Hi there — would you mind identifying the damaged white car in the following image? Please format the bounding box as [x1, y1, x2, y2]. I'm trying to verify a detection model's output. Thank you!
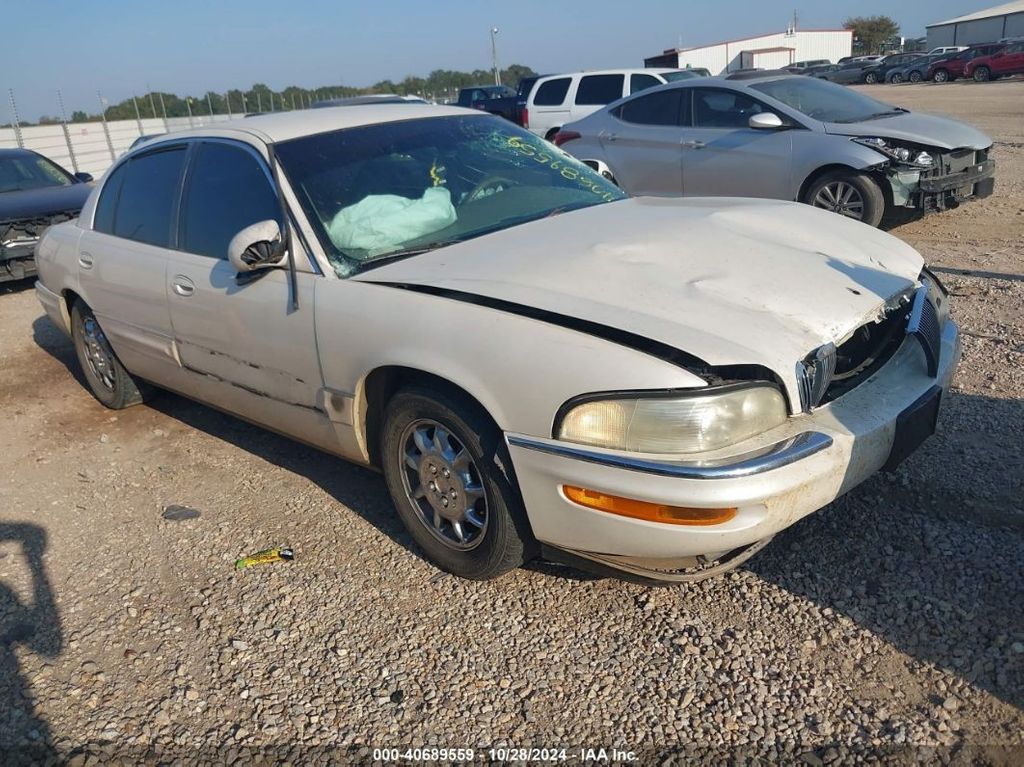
[34, 106, 960, 582]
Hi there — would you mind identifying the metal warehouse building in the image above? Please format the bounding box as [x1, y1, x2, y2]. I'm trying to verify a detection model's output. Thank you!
[926, 1, 1024, 48]
[644, 28, 852, 75]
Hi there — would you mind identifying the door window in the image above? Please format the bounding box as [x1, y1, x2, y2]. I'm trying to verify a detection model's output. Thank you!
[692, 89, 768, 129]
[574, 74, 625, 105]
[533, 78, 571, 106]
[616, 89, 686, 126]
[93, 162, 128, 234]
[111, 146, 187, 247]
[180, 142, 281, 259]
[629, 73, 663, 94]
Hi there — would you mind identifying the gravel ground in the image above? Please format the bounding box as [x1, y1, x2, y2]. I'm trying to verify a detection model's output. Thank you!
[1, 81, 1022, 763]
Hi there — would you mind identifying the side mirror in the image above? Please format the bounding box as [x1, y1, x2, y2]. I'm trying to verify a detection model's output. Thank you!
[227, 220, 287, 274]
[74, 172, 93, 183]
[749, 112, 784, 130]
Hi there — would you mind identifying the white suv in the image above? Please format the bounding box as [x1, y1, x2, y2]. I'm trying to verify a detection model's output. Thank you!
[525, 69, 702, 140]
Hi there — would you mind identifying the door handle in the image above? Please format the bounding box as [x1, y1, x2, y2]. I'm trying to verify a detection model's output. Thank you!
[78, 252, 94, 269]
[606, 132, 618, 142]
[172, 276, 195, 297]
[681, 140, 706, 149]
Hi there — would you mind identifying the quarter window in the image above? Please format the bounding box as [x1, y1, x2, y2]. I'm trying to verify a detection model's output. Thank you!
[575, 74, 625, 105]
[111, 147, 187, 248]
[533, 78, 571, 106]
[180, 142, 281, 259]
[629, 73, 663, 94]
[93, 162, 127, 235]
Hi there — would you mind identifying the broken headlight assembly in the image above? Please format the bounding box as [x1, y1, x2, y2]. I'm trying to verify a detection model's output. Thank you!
[556, 384, 788, 454]
[853, 137, 934, 168]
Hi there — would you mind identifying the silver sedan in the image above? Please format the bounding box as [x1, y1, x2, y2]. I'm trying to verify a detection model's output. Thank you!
[557, 73, 994, 227]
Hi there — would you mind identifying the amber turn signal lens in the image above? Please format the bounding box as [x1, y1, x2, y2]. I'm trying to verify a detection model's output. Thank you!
[563, 486, 736, 526]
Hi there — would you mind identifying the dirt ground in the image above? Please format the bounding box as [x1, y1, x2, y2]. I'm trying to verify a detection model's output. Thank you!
[1, 80, 1022, 762]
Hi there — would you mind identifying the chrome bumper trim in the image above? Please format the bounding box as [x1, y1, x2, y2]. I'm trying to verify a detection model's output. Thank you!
[506, 431, 833, 480]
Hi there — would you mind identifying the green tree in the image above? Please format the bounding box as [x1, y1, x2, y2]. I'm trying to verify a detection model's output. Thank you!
[844, 15, 900, 54]
[70, 110, 90, 122]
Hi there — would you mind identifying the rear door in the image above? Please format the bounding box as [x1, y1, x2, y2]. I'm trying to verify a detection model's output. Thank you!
[599, 88, 687, 196]
[76, 144, 187, 382]
[165, 139, 326, 430]
[528, 77, 572, 137]
[679, 87, 794, 199]
[570, 74, 626, 124]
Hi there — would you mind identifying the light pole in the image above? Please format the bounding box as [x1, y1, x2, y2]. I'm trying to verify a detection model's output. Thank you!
[490, 27, 500, 85]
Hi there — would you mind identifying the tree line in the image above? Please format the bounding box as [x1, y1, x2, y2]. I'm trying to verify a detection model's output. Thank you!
[21, 64, 537, 126]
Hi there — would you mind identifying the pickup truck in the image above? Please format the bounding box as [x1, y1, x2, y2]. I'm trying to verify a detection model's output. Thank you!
[456, 78, 540, 126]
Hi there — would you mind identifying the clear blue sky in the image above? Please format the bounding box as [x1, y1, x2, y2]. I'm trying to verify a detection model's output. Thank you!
[0, 0, 989, 121]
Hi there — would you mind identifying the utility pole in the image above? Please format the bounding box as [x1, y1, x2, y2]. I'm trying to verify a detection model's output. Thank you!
[57, 89, 79, 172]
[490, 27, 501, 85]
[97, 91, 116, 161]
[132, 95, 144, 136]
[225, 92, 233, 119]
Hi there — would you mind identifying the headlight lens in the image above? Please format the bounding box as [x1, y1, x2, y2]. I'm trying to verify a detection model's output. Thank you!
[853, 137, 934, 167]
[557, 385, 788, 454]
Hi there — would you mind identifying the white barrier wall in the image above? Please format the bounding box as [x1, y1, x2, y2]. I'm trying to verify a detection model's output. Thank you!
[0, 114, 236, 178]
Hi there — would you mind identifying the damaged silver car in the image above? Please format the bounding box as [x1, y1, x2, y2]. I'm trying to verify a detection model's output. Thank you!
[558, 71, 995, 227]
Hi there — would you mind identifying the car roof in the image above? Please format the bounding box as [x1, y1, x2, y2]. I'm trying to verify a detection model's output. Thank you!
[0, 147, 37, 159]
[131, 104, 484, 146]
[537, 68, 686, 81]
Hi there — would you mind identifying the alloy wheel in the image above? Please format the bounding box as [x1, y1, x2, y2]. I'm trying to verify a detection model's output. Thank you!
[82, 317, 116, 391]
[974, 67, 991, 82]
[812, 181, 865, 220]
[890, 73, 904, 84]
[864, 72, 878, 84]
[934, 70, 948, 82]
[398, 419, 488, 551]
[910, 71, 922, 83]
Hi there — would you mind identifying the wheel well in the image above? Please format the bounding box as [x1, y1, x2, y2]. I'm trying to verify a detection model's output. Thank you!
[798, 163, 884, 204]
[544, 127, 560, 141]
[59, 288, 82, 329]
[361, 366, 498, 469]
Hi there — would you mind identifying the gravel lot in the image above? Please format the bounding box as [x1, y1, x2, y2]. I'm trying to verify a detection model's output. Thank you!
[1, 80, 1022, 763]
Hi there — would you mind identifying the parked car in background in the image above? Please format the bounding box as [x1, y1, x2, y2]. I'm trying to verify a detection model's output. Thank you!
[889, 54, 946, 83]
[928, 46, 968, 56]
[0, 148, 92, 283]
[964, 40, 1024, 81]
[800, 63, 839, 77]
[927, 43, 1007, 82]
[817, 60, 874, 85]
[455, 85, 516, 110]
[525, 68, 702, 140]
[33, 106, 960, 583]
[783, 59, 831, 72]
[861, 53, 925, 84]
[456, 77, 541, 126]
[558, 73, 995, 228]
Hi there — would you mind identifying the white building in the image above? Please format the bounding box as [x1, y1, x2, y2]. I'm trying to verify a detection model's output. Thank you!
[645, 28, 853, 74]
[926, 1, 1024, 49]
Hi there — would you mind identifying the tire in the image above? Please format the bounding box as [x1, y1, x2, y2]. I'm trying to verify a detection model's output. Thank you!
[71, 300, 149, 409]
[381, 384, 537, 580]
[544, 127, 560, 142]
[933, 69, 949, 83]
[890, 73, 904, 84]
[864, 71, 879, 84]
[802, 170, 885, 228]
[909, 70, 922, 83]
[973, 66, 991, 82]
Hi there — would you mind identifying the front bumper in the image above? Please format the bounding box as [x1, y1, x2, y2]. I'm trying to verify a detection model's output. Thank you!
[507, 320, 960, 579]
[888, 158, 995, 213]
[35, 281, 70, 335]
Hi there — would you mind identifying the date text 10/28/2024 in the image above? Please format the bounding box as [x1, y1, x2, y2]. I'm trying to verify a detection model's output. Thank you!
[373, 747, 638, 763]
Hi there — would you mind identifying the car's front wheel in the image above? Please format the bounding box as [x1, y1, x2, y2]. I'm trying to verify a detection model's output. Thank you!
[863, 71, 879, 84]
[803, 170, 885, 228]
[933, 69, 949, 83]
[973, 66, 992, 82]
[381, 385, 536, 580]
[909, 70, 923, 83]
[71, 300, 149, 409]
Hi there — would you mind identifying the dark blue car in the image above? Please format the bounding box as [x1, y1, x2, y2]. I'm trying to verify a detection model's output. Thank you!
[0, 148, 92, 283]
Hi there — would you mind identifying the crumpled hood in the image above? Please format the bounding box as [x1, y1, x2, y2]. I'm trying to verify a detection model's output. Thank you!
[823, 111, 991, 150]
[0, 183, 92, 222]
[359, 197, 923, 393]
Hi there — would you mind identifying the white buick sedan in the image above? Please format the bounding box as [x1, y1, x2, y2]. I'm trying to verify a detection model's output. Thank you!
[34, 105, 960, 583]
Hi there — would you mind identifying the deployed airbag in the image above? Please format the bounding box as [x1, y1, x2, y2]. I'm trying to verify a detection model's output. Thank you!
[326, 187, 457, 256]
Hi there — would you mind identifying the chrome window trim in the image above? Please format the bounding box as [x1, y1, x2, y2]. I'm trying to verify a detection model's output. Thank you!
[506, 430, 833, 480]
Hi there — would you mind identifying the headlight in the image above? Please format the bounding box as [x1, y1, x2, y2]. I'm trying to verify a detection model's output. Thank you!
[853, 137, 934, 168]
[556, 384, 788, 454]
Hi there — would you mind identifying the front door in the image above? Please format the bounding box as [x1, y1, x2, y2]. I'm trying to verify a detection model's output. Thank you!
[680, 87, 794, 200]
[164, 139, 333, 448]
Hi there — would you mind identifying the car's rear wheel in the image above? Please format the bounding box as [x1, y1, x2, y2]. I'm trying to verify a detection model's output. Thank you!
[863, 71, 879, 84]
[933, 69, 949, 83]
[803, 170, 885, 228]
[909, 70, 923, 83]
[381, 385, 536, 580]
[973, 66, 991, 82]
[71, 300, 149, 409]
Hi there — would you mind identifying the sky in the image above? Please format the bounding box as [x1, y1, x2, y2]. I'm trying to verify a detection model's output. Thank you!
[0, 0, 995, 122]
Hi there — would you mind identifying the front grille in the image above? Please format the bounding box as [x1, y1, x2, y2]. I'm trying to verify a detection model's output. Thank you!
[1, 210, 80, 259]
[908, 283, 941, 377]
